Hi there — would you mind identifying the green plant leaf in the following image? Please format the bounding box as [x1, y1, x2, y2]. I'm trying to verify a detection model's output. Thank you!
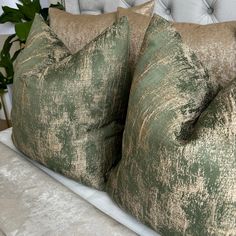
[0, 53, 11, 68]
[0, 72, 7, 90]
[1, 34, 15, 54]
[0, 52, 14, 85]
[19, 0, 41, 12]
[17, 0, 41, 21]
[0, 6, 24, 23]
[0, 71, 5, 80]
[0, 35, 16, 74]
[17, 4, 35, 20]
[19, 0, 32, 5]
[11, 48, 22, 63]
[0, 34, 19, 85]
[32, 0, 41, 12]
[0, 55, 14, 82]
[15, 21, 32, 42]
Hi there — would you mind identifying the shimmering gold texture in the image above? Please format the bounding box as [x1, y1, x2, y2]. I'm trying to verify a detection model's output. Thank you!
[107, 15, 236, 235]
[49, 1, 154, 53]
[12, 14, 130, 190]
[173, 21, 236, 88]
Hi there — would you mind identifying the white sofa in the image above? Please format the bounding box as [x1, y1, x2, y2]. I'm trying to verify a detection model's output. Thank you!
[0, 129, 158, 236]
[63, 0, 236, 24]
[1, 0, 236, 235]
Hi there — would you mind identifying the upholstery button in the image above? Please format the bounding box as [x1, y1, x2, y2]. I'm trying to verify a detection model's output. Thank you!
[207, 7, 214, 14]
[165, 9, 171, 15]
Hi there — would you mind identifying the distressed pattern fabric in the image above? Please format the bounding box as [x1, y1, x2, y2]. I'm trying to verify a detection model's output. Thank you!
[12, 14, 129, 190]
[49, 0, 154, 54]
[107, 15, 236, 235]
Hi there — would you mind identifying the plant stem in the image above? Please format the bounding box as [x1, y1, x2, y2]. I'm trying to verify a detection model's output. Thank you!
[0, 94, 10, 128]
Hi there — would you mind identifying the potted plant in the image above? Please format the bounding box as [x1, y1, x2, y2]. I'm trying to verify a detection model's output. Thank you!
[0, 0, 64, 126]
[0, 34, 21, 126]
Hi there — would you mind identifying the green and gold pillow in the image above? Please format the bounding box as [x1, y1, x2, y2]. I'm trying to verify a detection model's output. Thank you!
[107, 15, 236, 235]
[12, 14, 129, 190]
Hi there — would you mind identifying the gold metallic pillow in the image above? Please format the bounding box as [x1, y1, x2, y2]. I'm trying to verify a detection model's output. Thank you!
[117, 7, 151, 72]
[49, 1, 154, 53]
[173, 21, 236, 88]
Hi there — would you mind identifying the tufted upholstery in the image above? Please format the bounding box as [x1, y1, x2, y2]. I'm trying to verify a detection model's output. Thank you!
[62, 0, 236, 24]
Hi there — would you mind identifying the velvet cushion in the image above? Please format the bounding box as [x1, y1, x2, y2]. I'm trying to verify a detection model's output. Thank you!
[49, 1, 154, 54]
[12, 14, 129, 190]
[107, 15, 236, 235]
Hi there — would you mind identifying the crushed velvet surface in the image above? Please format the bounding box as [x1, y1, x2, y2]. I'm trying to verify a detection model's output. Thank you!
[49, 1, 154, 53]
[107, 15, 236, 235]
[0, 142, 136, 236]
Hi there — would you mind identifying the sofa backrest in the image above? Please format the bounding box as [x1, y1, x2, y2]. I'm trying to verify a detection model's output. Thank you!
[62, 0, 236, 24]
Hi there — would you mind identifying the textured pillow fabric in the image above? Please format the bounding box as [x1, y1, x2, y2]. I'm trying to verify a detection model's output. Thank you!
[107, 15, 235, 235]
[117, 7, 151, 73]
[173, 21, 236, 88]
[115, 11, 236, 88]
[12, 14, 129, 190]
[49, 0, 154, 53]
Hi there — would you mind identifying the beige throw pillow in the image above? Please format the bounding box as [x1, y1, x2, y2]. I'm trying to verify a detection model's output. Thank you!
[173, 21, 236, 88]
[49, 1, 154, 53]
